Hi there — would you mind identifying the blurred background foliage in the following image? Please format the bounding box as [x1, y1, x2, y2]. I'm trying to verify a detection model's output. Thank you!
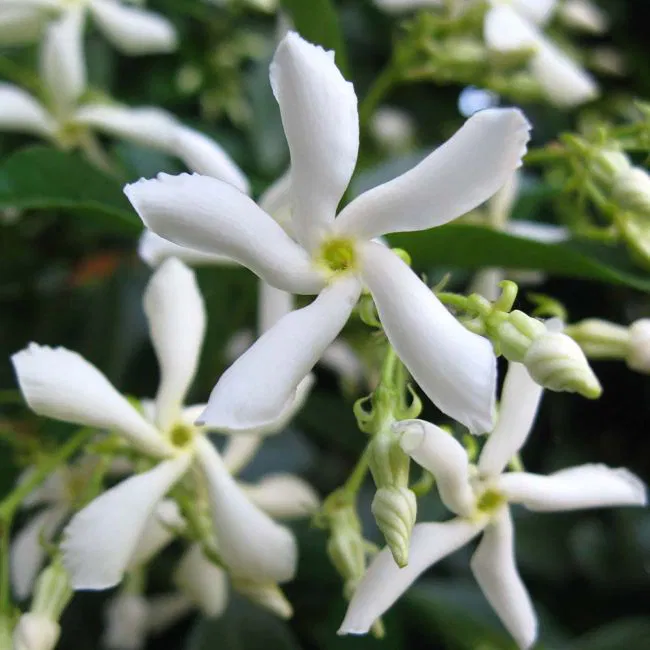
[2, 1, 650, 648]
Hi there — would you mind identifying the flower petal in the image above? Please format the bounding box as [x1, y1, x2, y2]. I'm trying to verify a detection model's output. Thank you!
[478, 363, 543, 478]
[174, 543, 229, 617]
[499, 464, 647, 511]
[396, 419, 474, 517]
[335, 109, 530, 240]
[62, 454, 191, 589]
[506, 220, 570, 243]
[0, 8, 45, 46]
[242, 473, 320, 519]
[103, 592, 149, 650]
[484, 5, 540, 51]
[41, 9, 85, 117]
[138, 230, 237, 268]
[339, 519, 483, 635]
[124, 173, 324, 294]
[11, 344, 173, 458]
[172, 125, 250, 194]
[198, 278, 359, 431]
[359, 243, 497, 434]
[470, 508, 537, 650]
[470, 268, 505, 302]
[258, 281, 293, 334]
[0, 83, 54, 137]
[270, 32, 359, 250]
[89, 0, 177, 55]
[195, 436, 297, 583]
[512, 0, 557, 25]
[143, 258, 206, 432]
[258, 170, 292, 230]
[75, 104, 177, 151]
[222, 434, 263, 475]
[11, 506, 69, 600]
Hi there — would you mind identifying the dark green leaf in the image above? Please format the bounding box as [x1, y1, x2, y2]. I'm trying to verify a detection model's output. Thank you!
[564, 618, 650, 650]
[0, 147, 139, 234]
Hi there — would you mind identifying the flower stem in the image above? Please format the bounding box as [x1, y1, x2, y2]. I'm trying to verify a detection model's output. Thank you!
[342, 446, 370, 498]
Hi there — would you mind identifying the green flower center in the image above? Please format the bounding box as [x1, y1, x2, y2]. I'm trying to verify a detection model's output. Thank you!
[319, 238, 357, 274]
[476, 488, 506, 514]
[169, 423, 194, 449]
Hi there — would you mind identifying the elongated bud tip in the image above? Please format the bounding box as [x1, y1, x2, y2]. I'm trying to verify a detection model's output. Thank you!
[524, 332, 602, 398]
[627, 319, 650, 373]
[232, 579, 293, 619]
[371, 487, 417, 568]
[13, 613, 60, 650]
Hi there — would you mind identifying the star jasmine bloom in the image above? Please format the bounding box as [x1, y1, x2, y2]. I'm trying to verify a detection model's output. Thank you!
[125, 32, 531, 435]
[339, 362, 646, 648]
[12, 258, 301, 590]
[0, 0, 176, 54]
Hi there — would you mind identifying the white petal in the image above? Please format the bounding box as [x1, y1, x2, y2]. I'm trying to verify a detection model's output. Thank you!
[75, 104, 177, 151]
[89, 0, 177, 55]
[222, 434, 263, 475]
[484, 5, 541, 52]
[19, 467, 67, 508]
[359, 243, 497, 434]
[258, 170, 292, 230]
[334, 109, 530, 240]
[124, 173, 324, 294]
[11, 344, 173, 458]
[512, 0, 557, 25]
[270, 32, 359, 250]
[172, 125, 250, 194]
[103, 592, 149, 650]
[242, 473, 320, 519]
[469, 268, 505, 302]
[41, 9, 85, 118]
[505, 220, 570, 243]
[195, 436, 298, 583]
[61, 454, 191, 589]
[339, 519, 483, 635]
[198, 278, 359, 431]
[396, 419, 475, 517]
[559, 0, 608, 34]
[258, 281, 293, 334]
[478, 363, 543, 478]
[0, 8, 45, 46]
[0, 83, 54, 137]
[470, 509, 537, 650]
[499, 464, 647, 511]
[143, 258, 206, 432]
[174, 543, 229, 617]
[11, 506, 69, 600]
[1, 0, 61, 9]
[138, 230, 236, 268]
[487, 171, 519, 227]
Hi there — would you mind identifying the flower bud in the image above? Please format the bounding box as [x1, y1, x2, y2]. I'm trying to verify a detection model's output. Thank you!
[613, 166, 650, 215]
[559, 0, 608, 34]
[524, 332, 602, 398]
[565, 318, 630, 359]
[232, 579, 293, 619]
[367, 429, 410, 490]
[627, 319, 650, 373]
[487, 310, 547, 361]
[371, 487, 417, 568]
[13, 614, 60, 650]
[31, 561, 72, 621]
[593, 148, 631, 184]
[103, 593, 149, 650]
[326, 506, 366, 598]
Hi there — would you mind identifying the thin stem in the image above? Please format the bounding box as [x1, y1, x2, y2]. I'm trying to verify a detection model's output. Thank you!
[379, 345, 399, 387]
[343, 447, 370, 498]
[78, 132, 118, 176]
[359, 64, 398, 129]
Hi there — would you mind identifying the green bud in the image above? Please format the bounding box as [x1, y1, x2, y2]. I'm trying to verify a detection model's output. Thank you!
[592, 147, 632, 185]
[31, 560, 73, 622]
[326, 506, 366, 597]
[613, 166, 650, 215]
[565, 318, 630, 359]
[486, 310, 547, 361]
[367, 429, 410, 490]
[371, 487, 417, 568]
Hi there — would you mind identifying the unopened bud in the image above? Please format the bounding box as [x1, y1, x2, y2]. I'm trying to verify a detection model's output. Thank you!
[31, 561, 72, 621]
[593, 148, 631, 184]
[371, 487, 417, 568]
[565, 318, 630, 359]
[613, 166, 650, 215]
[103, 593, 149, 650]
[559, 0, 608, 34]
[627, 319, 650, 373]
[13, 614, 60, 650]
[524, 332, 602, 398]
[326, 507, 366, 596]
[232, 579, 293, 619]
[367, 429, 411, 490]
[486, 310, 547, 361]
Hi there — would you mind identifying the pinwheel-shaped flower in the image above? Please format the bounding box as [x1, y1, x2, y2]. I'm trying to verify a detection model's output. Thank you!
[126, 32, 530, 436]
[12, 258, 308, 590]
[0, 0, 176, 55]
[340, 362, 646, 649]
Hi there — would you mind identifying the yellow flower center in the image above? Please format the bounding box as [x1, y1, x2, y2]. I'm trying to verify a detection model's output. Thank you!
[318, 237, 357, 275]
[169, 423, 195, 449]
[476, 488, 506, 514]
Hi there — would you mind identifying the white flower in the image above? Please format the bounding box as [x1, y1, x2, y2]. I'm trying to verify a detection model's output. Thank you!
[12, 259, 303, 590]
[125, 32, 530, 435]
[13, 613, 60, 650]
[0, 0, 176, 54]
[340, 362, 646, 649]
[627, 319, 650, 373]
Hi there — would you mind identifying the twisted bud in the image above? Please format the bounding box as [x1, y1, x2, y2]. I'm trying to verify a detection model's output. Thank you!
[371, 487, 417, 568]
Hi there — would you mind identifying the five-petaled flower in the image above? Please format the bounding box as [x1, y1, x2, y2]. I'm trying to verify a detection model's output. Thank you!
[125, 31, 531, 436]
[339, 362, 646, 649]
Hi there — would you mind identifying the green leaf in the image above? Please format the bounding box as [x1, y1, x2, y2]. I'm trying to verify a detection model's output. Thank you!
[279, 0, 349, 76]
[389, 225, 650, 293]
[0, 147, 139, 234]
[564, 618, 650, 650]
[186, 596, 303, 650]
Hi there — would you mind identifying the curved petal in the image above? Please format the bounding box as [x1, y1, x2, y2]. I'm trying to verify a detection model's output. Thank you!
[359, 243, 497, 434]
[396, 419, 474, 517]
[124, 173, 324, 294]
[478, 363, 543, 478]
[499, 464, 647, 512]
[470, 509, 537, 650]
[270, 32, 359, 250]
[89, 0, 177, 55]
[0, 83, 54, 137]
[505, 221, 570, 243]
[11, 344, 173, 458]
[41, 9, 85, 118]
[335, 109, 530, 240]
[198, 278, 359, 431]
[172, 125, 250, 194]
[242, 473, 320, 519]
[258, 170, 292, 230]
[195, 436, 297, 583]
[174, 543, 229, 617]
[339, 519, 483, 635]
[143, 258, 206, 432]
[222, 434, 263, 475]
[138, 230, 235, 268]
[484, 5, 541, 51]
[62, 454, 191, 589]
[0, 8, 45, 46]
[512, 0, 557, 25]
[258, 281, 294, 334]
[11, 506, 69, 600]
[75, 104, 177, 151]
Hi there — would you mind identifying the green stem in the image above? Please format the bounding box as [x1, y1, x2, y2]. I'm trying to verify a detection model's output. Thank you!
[379, 345, 399, 387]
[359, 64, 398, 129]
[342, 447, 370, 497]
[524, 146, 566, 165]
